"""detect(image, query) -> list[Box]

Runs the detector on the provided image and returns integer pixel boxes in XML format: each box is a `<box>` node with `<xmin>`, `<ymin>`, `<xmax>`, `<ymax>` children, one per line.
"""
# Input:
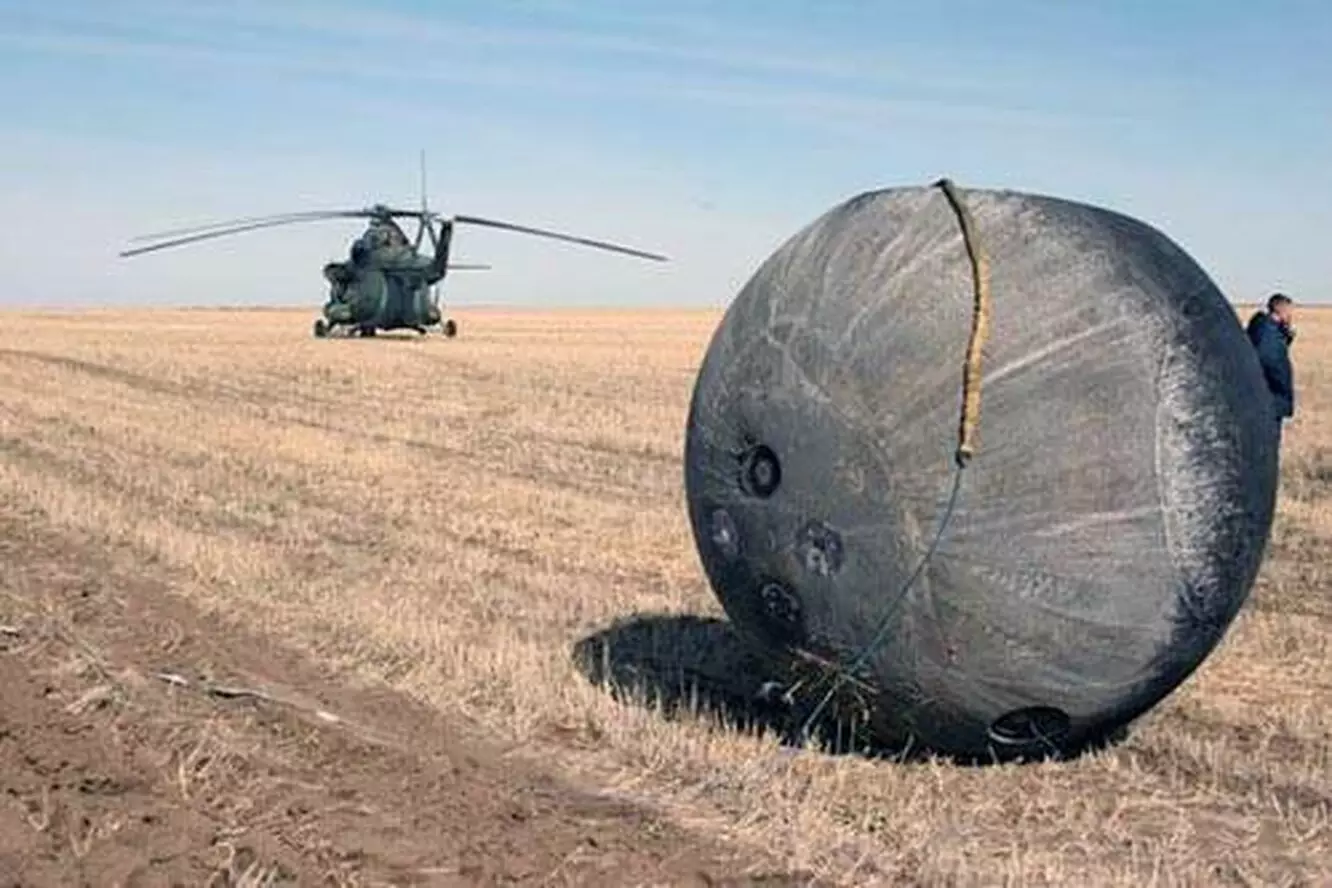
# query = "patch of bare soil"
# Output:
<box><xmin>0</xmin><ymin>509</ymin><xmax>814</xmax><ymax>887</ymax></box>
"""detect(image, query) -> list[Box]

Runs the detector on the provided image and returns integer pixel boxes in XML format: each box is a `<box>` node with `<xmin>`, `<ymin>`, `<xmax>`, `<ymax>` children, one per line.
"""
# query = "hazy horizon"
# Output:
<box><xmin>2</xmin><ymin>1</ymin><xmax>1328</xmax><ymax>310</ymax></box>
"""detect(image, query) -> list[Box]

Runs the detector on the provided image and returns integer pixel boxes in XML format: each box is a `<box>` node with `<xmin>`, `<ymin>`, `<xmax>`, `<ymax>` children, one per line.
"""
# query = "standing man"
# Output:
<box><xmin>1245</xmin><ymin>293</ymin><xmax>1297</xmax><ymax>436</ymax></box>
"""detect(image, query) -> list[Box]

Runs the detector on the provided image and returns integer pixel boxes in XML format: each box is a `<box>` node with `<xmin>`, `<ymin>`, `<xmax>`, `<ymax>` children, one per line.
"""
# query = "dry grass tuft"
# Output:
<box><xmin>0</xmin><ymin>304</ymin><xmax>1328</xmax><ymax>886</ymax></box>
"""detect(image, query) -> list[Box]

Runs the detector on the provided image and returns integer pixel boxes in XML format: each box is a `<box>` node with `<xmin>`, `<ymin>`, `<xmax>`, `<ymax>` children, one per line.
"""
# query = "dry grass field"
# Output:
<box><xmin>0</xmin><ymin>303</ymin><xmax>1328</xmax><ymax>886</ymax></box>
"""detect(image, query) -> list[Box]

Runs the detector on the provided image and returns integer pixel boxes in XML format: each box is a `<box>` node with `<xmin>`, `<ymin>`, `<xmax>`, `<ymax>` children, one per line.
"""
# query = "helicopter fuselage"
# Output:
<box><xmin>313</xmin><ymin>220</ymin><xmax>455</xmax><ymax>337</ymax></box>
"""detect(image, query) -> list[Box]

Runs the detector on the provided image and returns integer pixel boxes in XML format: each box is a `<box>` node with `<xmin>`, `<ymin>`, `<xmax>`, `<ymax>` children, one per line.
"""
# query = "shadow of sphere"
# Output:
<box><xmin>570</xmin><ymin>613</ymin><xmax>1130</xmax><ymax>766</ymax></box>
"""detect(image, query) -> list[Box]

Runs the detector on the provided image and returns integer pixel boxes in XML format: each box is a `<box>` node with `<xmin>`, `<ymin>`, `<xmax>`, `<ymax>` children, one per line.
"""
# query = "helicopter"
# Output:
<box><xmin>118</xmin><ymin>155</ymin><xmax>670</xmax><ymax>339</ymax></box>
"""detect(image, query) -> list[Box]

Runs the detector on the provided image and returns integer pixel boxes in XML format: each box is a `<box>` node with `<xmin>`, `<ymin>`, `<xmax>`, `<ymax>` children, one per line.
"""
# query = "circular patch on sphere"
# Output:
<box><xmin>682</xmin><ymin>184</ymin><xmax>1280</xmax><ymax>761</ymax></box>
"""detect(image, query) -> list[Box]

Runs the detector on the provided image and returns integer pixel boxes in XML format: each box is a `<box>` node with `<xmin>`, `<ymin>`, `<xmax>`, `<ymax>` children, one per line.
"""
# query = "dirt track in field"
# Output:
<box><xmin>0</xmin><ymin>510</ymin><xmax>811</xmax><ymax>886</ymax></box>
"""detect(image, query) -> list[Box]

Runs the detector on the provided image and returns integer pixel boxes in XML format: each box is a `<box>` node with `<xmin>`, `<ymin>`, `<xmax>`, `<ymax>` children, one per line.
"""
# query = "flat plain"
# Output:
<box><xmin>0</xmin><ymin>304</ymin><xmax>1327</xmax><ymax>886</ymax></box>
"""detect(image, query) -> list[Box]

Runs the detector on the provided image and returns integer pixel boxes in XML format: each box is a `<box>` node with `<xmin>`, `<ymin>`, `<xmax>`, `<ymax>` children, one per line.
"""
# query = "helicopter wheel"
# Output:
<box><xmin>441</xmin><ymin>319</ymin><xmax>458</xmax><ymax>338</ymax></box>
<box><xmin>313</xmin><ymin>318</ymin><xmax>329</xmax><ymax>338</ymax></box>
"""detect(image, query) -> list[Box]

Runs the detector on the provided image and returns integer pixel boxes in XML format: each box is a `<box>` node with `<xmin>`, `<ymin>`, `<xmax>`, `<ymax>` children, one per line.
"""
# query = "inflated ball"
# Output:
<box><xmin>682</xmin><ymin>181</ymin><xmax>1280</xmax><ymax>761</ymax></box>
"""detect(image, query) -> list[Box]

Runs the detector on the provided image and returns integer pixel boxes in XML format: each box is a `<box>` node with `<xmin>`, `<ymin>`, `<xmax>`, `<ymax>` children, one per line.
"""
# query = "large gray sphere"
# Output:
<box><xmin>683</xmin><ymin>184</ymin><xmax>1280</xmax><ymax>762</ymax></box>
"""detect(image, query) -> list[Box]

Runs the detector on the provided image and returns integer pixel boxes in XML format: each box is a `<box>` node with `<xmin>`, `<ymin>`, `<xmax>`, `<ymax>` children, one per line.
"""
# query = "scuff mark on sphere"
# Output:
<box><xmin>708</xmin><ymin>508</ymin><xmax>739</xmax><ymax>560</ymax></box>
<box><xmin>797</xmin><ymin>521</ymin><xmax>844</xmax><ymax>577</ymax></box>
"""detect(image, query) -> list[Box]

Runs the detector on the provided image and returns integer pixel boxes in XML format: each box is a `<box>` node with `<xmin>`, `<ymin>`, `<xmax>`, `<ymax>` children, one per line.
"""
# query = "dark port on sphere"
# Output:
<box><xmin>740</xmin><ymin>444</ymin><xmax>781</xmax><ymax>498</ymax></box>
<box><xmin>987</xmin><ymin>706</ymin><xmax>1072</xmax><ymax>748</ymax></box>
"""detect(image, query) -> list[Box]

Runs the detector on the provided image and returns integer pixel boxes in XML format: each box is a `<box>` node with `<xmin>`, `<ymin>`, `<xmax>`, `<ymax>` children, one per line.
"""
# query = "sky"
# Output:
<box><xmin>0</xmin><ymin>0</ymin><xmax>1328</xmax><ymax>309</ymax></box>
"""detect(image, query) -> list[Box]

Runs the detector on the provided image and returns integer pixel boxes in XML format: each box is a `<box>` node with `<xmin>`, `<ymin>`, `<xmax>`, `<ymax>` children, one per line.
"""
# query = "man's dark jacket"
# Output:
<box><xmin>1246</xmin><ymin>310</ymin><xmax>1295</xmax><ymax>420</ymax></box>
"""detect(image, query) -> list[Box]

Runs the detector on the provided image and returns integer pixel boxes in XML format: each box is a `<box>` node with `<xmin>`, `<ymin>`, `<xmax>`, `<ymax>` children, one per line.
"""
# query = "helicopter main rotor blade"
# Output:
<box><xmin>127</xmin><ymin>209</ymin><xmax>361</xmax><ymax>242</ymax></box>
<box><xmin>126</xmin><ymin>205</ymin><xmax>440</xmax><ymax>245</ymax></box>
<box><xmin>446</xmin><ymin>263</ymin><xmax>491</xmax><ymax>270</ymax></box>
<box><xmin>452</xmin><ymin>215</ymin><xmax>669</xmax><ymax>262</ymax></box>
<box><xmin>119</xmin><ymin>211</ymin><xmax>370</xmax><ymax>258</ymax></box>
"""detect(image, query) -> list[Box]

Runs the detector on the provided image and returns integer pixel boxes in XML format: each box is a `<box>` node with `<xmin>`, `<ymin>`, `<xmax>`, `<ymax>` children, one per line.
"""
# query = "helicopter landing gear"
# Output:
<box><xmin>313</xmin><ymin>318</ymin><xmax>329</xmax><ymax>338</ymax></box>
<box><xmin>441</xmin><ymin>319</ymin><xmax>458</xmax><ymax>338</ymax></box>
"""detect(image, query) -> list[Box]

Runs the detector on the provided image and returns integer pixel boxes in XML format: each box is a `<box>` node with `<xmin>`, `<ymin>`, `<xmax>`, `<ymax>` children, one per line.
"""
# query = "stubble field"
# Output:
<box><xmin>0</xmin><ymin>305</ymin><xmax>1328</xmax><ymax>886</ymax></box>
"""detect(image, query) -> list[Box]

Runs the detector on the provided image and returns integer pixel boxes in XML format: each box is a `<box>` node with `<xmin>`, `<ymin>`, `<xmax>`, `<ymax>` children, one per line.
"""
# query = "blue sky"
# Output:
<box><xmin>0</xmin><ymin>0</ymin><xmax>1328</xmax><ymax>308</ymax></box>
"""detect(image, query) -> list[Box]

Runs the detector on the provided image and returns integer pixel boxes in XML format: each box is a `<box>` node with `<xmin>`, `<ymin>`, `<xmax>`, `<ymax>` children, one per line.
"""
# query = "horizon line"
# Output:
<box><xmin>2</xmin><ymin>299</ymin><xmax>1327</xmax><ymax>315</ymax></box>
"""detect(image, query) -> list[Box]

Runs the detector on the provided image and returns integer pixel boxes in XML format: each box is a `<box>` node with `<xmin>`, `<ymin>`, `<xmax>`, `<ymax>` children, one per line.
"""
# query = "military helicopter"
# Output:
<box><xmin>119</xmin><ymin>154</ymin><xmax>670</xmax><ymax>339</ymax></box>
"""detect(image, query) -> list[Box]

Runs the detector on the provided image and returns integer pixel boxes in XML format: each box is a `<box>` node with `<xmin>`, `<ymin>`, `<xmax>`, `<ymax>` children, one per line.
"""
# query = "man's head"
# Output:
<box><xmin>1267</xmin><ymin>292</ymin><xmax>1295</xmax><ymax>327</ymax></box>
